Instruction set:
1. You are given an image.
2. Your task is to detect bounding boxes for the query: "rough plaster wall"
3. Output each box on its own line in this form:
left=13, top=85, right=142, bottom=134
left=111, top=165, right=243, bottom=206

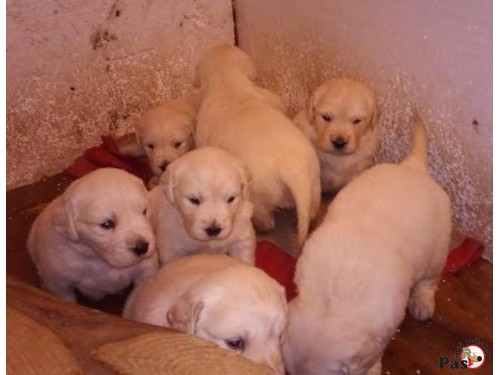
left=7, top=0, right=234, bottom=189
left=234, top=0, right=493, bottom=260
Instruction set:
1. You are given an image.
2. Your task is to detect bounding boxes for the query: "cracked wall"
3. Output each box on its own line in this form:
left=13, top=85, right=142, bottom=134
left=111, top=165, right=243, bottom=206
left=7, top=0, right=234, bottom=189
left=234, top=0, right=493, bottom=260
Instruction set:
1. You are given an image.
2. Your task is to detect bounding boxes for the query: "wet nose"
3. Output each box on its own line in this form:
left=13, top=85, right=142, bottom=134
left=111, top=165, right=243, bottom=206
left=205, top=225, right=222, bottom=237
left=332, top=137, right=348, bottom=150
left=132, top=240, right=149, bottom=257
left=159, top=161, right=168, bottom=172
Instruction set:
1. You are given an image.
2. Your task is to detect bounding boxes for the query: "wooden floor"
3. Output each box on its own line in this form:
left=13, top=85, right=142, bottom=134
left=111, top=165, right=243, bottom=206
left=7, top=173, right=493, bottom=374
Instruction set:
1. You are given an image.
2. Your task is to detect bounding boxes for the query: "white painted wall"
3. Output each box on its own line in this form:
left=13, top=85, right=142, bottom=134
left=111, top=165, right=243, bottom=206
left=7, top=0, right=234, bottom=189
left=235, top=0, right=493, bottom=259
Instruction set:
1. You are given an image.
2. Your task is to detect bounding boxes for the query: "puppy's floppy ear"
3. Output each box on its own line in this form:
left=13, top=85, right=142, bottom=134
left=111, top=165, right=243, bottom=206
left=52, top=197, right=78, bottom=242
left=306, top=90, right=319, bottom=125
left=166, top=294, right=204, bottom=334
left=235, top=160, right=251, bottom=201
left=160, top=162, right=179, bottom=203
left=368, top=102, right=378, bottom=131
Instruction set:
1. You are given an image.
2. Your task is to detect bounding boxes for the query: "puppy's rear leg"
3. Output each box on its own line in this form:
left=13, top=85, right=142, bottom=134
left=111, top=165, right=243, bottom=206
left=252, top=202, right=275, bottom=233
left=41, top=279, right=77, bottom=302
left=407, top=276, right=440, bottom=321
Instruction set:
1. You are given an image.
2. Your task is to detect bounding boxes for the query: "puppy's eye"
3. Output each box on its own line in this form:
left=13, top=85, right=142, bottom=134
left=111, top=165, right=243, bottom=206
left=188, top=197, right=201, bottom=205
left=227, top=195, right=236, bottom=203
left=143, top=208, right=147, bottom=215
left=147, top=143, right=154, bottom=150
left=321, top=113, right=333, bottom=122
left=225, top=338, right=245, bottom=351
left=352, top=118, right=362, bottom=125
left=99, top=219, right=115, bottom=230
left=173, top=140, right=183, bottom=149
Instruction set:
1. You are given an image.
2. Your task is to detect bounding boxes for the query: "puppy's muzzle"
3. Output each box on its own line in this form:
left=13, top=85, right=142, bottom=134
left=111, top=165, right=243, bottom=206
left=205, top=225, right=222, bottom=238
left=331, top=137, right=349, bottom=150
left=132, top=240, right=150, bottom=257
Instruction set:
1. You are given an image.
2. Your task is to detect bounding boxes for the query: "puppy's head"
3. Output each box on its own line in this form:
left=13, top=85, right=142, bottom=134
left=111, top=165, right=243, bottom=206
left=307, top=78, right=377, bottom=155
left=283, top=298, right=383, bottom=374
left=166, top=263, right=287, bottom=373
left=136, top=97, right=198, bottom=176
left=196, top=45, right=257, bottom=88
left=162, top=147, right=251, bottom=241
left=53, top=168, right=155, bottom=268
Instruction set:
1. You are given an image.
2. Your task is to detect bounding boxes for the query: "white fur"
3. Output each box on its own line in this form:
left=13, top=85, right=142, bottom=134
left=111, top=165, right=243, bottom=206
left=27, top=168, right=158, bottom=302
left=123, top=254, right=287, bottom=373
left=284, top=115, right=451, bottom=374
left=294, top=78, right=379, bottom=193
left=149, top=147, right=256, bottom=264
left=195, top=45, right=321, bottom=247
left=136, top=95, right=199, bottom=182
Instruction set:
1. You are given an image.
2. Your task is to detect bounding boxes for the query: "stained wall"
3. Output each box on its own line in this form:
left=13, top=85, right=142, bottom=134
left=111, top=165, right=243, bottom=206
left=7, top=0, right=234, bottom=189
left=234, top=0, right=493, bottom=259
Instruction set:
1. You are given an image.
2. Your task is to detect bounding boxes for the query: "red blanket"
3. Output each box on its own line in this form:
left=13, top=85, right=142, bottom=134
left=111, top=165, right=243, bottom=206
left=64, top=136, right=484, bottom=301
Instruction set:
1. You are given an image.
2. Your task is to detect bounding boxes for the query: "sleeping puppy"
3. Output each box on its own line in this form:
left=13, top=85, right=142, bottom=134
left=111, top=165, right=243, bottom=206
left=148, top=147, right=256, bottom=264
left=284, top=114, right=451, bottom=374
left=196, top=45, right=321, bottom=247
left=137, top=95, right=199, bottom=176
left=123, top=254, right=287, bottom=373
left=294, top=78, right=379, bottom=193
left=27, top=168, right=158, bottom=302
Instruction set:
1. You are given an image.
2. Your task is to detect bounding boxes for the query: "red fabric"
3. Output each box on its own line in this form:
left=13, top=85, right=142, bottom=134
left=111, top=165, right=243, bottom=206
left=64, top=136, right=485, bottom=297
left=442, top=236, right=484, bottom=277
left=255, top=240, right=298, bottom=301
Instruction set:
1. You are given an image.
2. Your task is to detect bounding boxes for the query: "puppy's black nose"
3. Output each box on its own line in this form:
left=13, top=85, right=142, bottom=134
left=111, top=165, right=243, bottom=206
left=132, top=240, right=149, bottom=257
left=332, top=138, right=348, bottom=150
left=477, top=356, right=482, bottom=361
left=205, top=226, right=222, bottom=237
left=159, top=162, right=168, bottom=172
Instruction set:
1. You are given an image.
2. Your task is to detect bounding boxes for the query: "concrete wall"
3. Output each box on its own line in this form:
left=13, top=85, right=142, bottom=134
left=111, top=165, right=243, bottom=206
left=234, top=0, right=493, bottom=260
left=7, top=0, right=234, bottom=189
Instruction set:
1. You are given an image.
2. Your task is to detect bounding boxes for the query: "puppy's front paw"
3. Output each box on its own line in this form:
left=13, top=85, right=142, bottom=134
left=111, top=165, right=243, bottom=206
left=408, top=286, right=436, bottom=321
left=252, top=214, right=275, bottom=233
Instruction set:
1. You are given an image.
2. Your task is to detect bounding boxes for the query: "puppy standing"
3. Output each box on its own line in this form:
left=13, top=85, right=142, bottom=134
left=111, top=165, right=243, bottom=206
left=148, top=147, right=256, bottom=264
left=196, top=45, right=321, bottom=247
left=27, top=168, right=158, bottom=302
left=284, top=114, right=451, bottom=374
left=294, top=78, right=379, bottom=193
left=123, top=254, right=287, bottom=373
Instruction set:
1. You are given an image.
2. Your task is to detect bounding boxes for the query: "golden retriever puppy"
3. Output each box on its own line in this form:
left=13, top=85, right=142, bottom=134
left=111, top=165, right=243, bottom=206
left=284, top=114, right=451, bottom=374
left=123, top=254, right=287, bottom=373
left=27, top=168, right=158, bottom=302
left=196, top=45, right=321, bottom=247
left=134, top=95, right=199, bottom=186
left=148, top=147, right=256, bottom=264
left=294, top=78, right=379, bottom=193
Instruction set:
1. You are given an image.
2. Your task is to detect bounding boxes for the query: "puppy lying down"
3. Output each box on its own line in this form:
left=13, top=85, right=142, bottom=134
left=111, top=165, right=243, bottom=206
left=27, top=168, right=158, bottom=302
left=148, top=147, right=256, bottom=264
left=123, top=254, right=287, bottom=373
left=284, top=114, right=451, bottom=374
left=294, top=78, right=379, bottom=193
left=196, top=45, right=321, bottom=247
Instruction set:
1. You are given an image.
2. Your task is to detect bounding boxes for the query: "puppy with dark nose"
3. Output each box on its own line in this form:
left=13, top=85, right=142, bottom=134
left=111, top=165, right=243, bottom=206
left=27, top=168, right=159, bottom=302
left=148, top=147, right=256, bottom=265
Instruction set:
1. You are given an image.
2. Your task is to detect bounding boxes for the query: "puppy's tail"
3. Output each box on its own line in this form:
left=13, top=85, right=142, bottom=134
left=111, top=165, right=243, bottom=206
left=281, top=157, right=321, bottom=248
left=401, top=110, right=428, bottom=172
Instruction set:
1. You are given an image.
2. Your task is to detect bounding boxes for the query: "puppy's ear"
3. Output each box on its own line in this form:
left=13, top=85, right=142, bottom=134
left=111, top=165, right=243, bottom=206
left=115, top=132, right=144, bottom=157
left=306, top=91, right=318, bottom=125
left=160, top=164, right=178, bottom=203
left=368, top=103, right=378, bottom=131
left=52, top=197, right=78, bottom=242
left=166, top=295, right=204, bottom=334
left=235, top=160, right=251, bottom=201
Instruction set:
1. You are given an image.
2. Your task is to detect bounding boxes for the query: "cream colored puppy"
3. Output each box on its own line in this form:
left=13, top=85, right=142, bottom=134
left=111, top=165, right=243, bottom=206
left=148, top=147, right=256, bottom=264
left=196, top=45, right=321, bottom=247
left=294, top=78, right=379, bottom=193
left=123, top=254, right=287, bottom=373
left=284, top=115, right=451, bottom=374
left=27, top=168, right=158, bottom=302
left=136, top=95, right=199, bottom=181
